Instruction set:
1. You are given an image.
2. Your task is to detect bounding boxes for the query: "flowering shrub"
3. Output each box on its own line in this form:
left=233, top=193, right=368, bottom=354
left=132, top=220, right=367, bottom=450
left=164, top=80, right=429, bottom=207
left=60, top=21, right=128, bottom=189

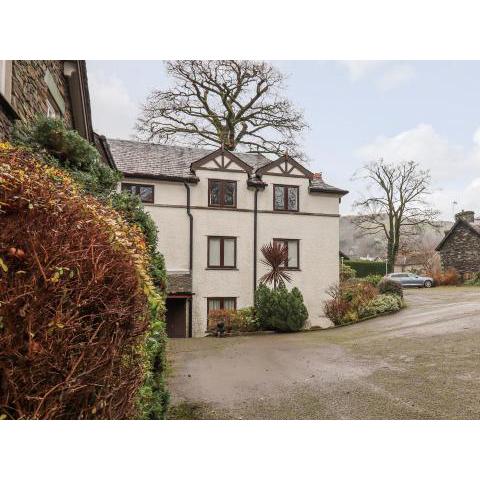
left=0, top=145, right=167, bottom=419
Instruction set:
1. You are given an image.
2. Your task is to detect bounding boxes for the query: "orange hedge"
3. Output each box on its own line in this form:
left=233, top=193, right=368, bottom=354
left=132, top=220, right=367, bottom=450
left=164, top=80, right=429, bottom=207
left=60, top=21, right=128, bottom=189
left=0, top=144, right=162, bottom=419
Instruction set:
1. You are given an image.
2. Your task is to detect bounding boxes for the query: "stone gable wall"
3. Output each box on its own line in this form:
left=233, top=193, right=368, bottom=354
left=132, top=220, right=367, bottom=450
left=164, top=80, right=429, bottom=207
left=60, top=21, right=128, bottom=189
left=0, top=61, right=73, bottom=140
left=439, top=222, right=480, bottom=275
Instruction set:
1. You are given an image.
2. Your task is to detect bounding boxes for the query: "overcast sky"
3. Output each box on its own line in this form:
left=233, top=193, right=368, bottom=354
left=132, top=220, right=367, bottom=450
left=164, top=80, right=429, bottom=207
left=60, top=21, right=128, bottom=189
left=87, top=60, right=480, bottom=220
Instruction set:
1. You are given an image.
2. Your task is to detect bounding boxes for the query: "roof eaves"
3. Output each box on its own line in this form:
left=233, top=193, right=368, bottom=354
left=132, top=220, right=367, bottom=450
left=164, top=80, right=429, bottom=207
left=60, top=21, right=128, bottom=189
left=123, top=171, right=199, bottom=184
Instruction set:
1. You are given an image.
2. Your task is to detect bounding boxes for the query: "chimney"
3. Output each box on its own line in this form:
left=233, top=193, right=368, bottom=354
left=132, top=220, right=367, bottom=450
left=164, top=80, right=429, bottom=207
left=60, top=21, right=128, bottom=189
left=455, top=210, right=475, bottom=223
left=313, top=172, right=322, bottom=180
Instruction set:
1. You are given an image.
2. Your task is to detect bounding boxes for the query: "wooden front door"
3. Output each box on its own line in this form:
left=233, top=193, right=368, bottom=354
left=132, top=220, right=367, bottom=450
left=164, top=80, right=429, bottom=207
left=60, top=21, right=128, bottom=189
left=166, top=298, right=187, bottom=338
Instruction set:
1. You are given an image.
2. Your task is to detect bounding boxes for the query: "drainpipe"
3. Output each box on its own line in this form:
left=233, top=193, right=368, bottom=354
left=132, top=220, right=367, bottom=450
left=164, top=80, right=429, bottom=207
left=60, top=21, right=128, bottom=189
left=253, top=186, right=259, bottom=304
left=184, top=182, right=194, bottom=337
left=184, top=182, right=193, bottom=271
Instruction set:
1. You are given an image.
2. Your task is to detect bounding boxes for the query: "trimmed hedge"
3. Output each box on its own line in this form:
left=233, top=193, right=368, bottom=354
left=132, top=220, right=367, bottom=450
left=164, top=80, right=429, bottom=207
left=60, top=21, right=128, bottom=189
left=344, top=260, right=388, bottom=278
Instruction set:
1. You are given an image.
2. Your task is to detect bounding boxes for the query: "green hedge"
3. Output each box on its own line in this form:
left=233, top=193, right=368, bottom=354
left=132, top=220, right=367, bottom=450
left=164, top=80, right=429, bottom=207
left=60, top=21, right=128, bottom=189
left=344, top=260, right=388, bottom=278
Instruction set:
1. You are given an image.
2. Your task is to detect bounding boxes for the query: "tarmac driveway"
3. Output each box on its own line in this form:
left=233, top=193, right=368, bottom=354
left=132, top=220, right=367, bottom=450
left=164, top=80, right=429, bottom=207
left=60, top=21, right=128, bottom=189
left=167, top=287, right=480, bottom=419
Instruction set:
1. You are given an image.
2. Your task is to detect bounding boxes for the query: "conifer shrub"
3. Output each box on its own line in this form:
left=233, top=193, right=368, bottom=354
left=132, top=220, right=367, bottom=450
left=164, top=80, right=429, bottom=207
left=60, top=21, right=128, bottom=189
left=0, top=145, right=167, bottom=419
left=254, top=284, right=308, bottom=332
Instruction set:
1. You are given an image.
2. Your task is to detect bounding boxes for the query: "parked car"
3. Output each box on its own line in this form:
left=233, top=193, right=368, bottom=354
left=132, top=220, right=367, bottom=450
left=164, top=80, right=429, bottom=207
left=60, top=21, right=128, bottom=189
left=386, top=272, right=434, bottom=288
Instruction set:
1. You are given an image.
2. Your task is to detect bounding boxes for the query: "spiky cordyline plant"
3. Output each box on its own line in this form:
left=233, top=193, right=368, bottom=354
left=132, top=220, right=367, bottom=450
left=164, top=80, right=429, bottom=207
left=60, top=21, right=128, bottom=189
left=259, top=241, right=291, bottom=289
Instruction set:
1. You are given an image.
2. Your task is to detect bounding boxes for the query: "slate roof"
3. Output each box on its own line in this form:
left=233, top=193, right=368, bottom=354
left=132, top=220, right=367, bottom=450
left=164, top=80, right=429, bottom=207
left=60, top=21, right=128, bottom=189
left=436, top=219, right=480, bottom=251
left=106, top=138, right=270, bottom=181
left=167, top=271, right=192, bottom=294
left=104, top=138, right=347, bottom=195
left=309, top=175, right=349, bottom=195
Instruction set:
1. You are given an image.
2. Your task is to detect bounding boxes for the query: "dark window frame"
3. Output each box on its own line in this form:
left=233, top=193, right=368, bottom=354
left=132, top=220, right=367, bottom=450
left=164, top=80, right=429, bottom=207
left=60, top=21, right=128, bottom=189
left=207, top=297, right=237, bottom=315
left=208, top=179, right=237, bottom=208
left=273, top=184, right=299, bottom=212
left=207, top=236, right=237, bottom=269
left=273, top=238, right=300, bottom=270
left=121, top=182, right=155, bottom=204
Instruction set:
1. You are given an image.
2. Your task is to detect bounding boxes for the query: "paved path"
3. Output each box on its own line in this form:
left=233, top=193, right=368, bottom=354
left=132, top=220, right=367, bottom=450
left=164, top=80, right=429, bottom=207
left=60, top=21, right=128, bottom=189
left=167, top=287, right=480, bottom=419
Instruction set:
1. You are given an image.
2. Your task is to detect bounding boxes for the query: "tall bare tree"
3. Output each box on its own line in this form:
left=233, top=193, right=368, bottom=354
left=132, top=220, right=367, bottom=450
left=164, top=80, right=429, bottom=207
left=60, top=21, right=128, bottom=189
left=137, top=61, right=307, bottom=157
left=353, top=159, right=439, bottom=271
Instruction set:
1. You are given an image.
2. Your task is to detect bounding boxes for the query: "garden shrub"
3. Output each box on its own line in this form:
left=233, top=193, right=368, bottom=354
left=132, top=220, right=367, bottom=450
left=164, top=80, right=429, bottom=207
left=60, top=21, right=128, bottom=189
left=433, top=268, right=460, bottom=286
left=207, top=309, right=238, bottom=332
left=110, top=192, right=167, bottom=290
left=362, top=274, right=383, bottom=287
left=378, top=277, right=403, bottom=298
left=359, top=294, right=403, bottom=318
left=12, top=116, right=121, bottom=197
left=464, top=272, right=480, bottom=286
left=323, top=281, right=378, bottom=325
left=255, top=284, right=308, bottom=332
left=0, top=145, right=167, bottom=419
left=340, top=264, right=356, bottom=282
left=344, top=260, right=387, bottom=277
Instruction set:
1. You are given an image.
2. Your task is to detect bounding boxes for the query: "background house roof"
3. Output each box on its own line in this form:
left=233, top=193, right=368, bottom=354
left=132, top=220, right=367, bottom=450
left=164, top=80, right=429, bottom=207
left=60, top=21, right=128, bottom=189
left=435, top=218, right=480, bottom=251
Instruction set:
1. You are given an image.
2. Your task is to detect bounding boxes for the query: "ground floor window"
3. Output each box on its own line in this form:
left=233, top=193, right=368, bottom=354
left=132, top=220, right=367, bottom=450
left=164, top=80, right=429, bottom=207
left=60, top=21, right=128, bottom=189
left=207, top=297, right=237, bottom=313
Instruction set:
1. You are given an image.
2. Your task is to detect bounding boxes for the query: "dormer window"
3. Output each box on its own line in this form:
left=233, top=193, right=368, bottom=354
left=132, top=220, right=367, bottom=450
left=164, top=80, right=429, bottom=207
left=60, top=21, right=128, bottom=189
left=273, top=185, right=299, bottom=212
left=208, top=179, right=237, bottom=208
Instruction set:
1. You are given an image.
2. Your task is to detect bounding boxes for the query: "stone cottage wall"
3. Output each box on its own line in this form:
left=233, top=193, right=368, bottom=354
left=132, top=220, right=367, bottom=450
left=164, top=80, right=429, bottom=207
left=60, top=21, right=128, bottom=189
left=0, top=61, right=74, bottom=140
left=439, top=222, right=480, bottom=276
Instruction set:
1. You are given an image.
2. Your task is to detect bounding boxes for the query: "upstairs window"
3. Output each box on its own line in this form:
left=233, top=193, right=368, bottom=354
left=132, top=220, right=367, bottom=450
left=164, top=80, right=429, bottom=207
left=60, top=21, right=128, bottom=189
left=273, top=185, right=299, bottom=211
left=208, top=179, right=236, bottom=208
left=273, top=239, right=300, bottom=269
left=121, top=183, right=154, bottom=203
left=208, top=236, right=236, bottom=268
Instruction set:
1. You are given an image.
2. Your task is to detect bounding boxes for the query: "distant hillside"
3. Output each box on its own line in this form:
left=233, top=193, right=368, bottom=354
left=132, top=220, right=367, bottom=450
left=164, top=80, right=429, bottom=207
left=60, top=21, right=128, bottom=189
left=340, top=215, right=453, bottom=260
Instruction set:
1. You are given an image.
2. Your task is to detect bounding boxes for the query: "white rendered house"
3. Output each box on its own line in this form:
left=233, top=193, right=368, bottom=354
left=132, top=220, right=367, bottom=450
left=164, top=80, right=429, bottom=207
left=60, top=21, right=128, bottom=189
left=100, top=138, right=348, bottom=337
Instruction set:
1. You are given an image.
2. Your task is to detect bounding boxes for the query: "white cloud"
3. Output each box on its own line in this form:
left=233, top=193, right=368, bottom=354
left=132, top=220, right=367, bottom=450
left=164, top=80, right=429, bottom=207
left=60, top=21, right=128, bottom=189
left=376, top=64, right=416, bottom=92
left=340, top=61, right=384, bottom=81
left=88, top=71, right=139, bottom=138
left=354, top=124, right=480, bottom=220
left=339, top=61, right=416, bottom=91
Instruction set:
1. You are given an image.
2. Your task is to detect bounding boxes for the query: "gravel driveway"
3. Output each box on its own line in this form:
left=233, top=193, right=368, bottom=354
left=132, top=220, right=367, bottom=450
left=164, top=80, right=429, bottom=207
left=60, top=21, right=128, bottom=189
left=167, top=287, right=480, bottom=419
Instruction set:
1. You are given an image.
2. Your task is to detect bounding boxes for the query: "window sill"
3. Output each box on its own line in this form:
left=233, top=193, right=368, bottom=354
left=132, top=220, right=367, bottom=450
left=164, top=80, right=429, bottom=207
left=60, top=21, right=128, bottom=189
left=272, top=209, right=300, bottom=214
left=205, top=267, right=239, bottom=271
left=208, top=205, right=237, bottom=210
left=282, top=268, right=301, bottom=271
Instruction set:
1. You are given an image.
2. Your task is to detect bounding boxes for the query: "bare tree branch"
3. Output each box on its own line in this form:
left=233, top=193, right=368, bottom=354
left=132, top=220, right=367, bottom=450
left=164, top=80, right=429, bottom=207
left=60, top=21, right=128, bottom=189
left=136, top=61, right=308, bottom=159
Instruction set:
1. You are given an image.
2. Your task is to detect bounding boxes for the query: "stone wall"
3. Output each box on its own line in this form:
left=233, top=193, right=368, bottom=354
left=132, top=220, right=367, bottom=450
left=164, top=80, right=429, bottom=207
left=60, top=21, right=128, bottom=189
left=0, top=61, right=74, bottom=140
left=439, top=222, right=480, bottom=276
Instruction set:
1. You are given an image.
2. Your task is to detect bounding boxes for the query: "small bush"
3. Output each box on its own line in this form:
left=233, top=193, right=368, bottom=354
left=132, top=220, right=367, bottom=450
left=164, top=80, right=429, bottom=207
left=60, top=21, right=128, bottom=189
left=207, top=309, right=237, bottom=332
left=340, top=264, right=356, bottom=282
left=464, top=272, right=480, bottom=286
left=433, top=268, right=460, bottom=286
left=255, top=284, right=308, bottom=332
left=359, top=294, right=403, bottom=318
left=0, top=145, right=167, bottom=419
left=233, top=307, right=260, bottom=332
left=378, top=278, right=403, bottom=298
left=362, top=274, right=383, bottom=287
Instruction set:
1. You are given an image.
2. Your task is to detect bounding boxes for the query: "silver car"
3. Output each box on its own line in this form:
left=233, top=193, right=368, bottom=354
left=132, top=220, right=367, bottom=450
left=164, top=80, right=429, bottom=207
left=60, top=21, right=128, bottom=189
left=386, top=272, right=434, bottom=288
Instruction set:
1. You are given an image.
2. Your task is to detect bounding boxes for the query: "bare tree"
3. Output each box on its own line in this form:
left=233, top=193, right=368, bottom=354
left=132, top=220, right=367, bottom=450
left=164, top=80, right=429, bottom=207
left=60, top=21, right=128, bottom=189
left=353, top=159, right=439, bottom=271
left=136, top=61, right=308, bottom=158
